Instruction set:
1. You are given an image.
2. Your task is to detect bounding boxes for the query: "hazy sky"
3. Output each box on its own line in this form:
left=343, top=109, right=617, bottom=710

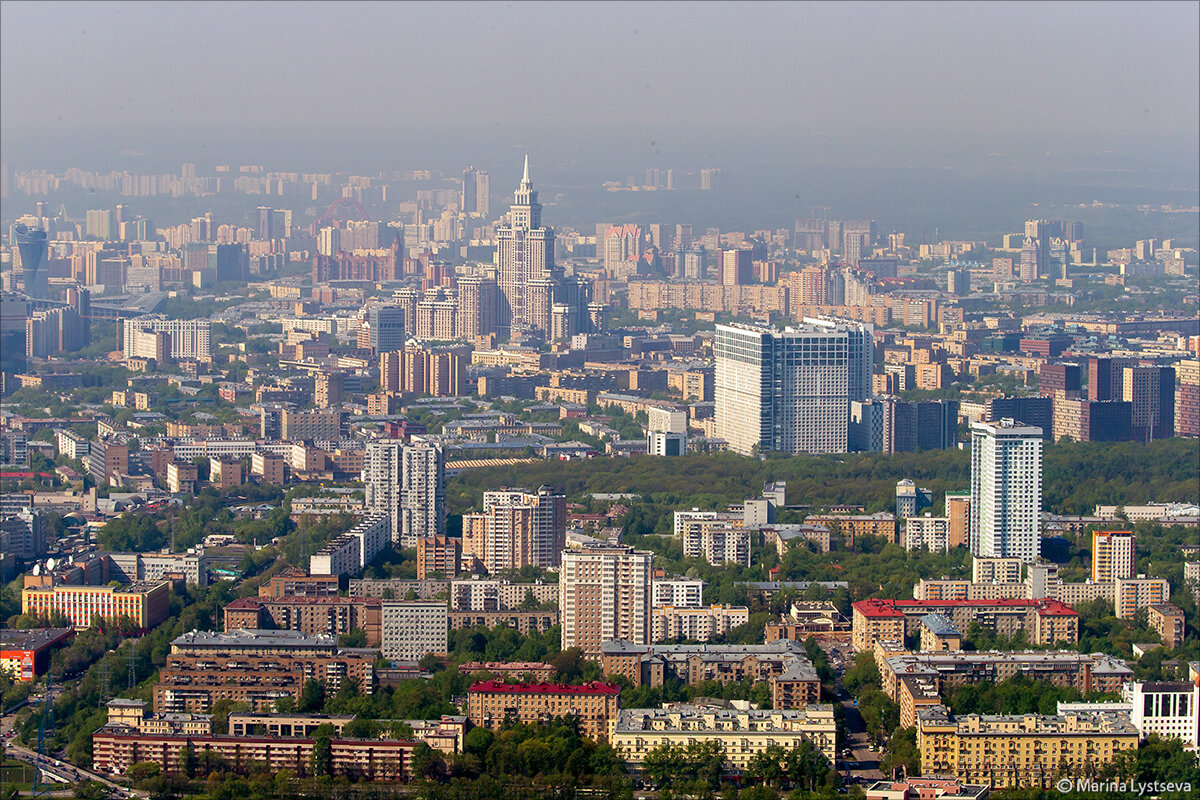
left=3, top=0, right=1198, bottom=143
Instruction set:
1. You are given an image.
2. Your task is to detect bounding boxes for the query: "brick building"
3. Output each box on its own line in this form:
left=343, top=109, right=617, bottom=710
left=466, top=681, right=620, bottom=741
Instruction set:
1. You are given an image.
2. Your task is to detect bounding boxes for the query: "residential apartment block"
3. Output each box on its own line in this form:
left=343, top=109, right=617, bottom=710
left=612, top=705, right=837, bottom=773
left=380, top=600, right=448, bottom=662
left=916, top=705, right=1138, bottom=788
left=851, top=598, right=1078, bottom=651
left=560, top=543, right=652, bottom=654
left=466, top=681, right=620, bottom=741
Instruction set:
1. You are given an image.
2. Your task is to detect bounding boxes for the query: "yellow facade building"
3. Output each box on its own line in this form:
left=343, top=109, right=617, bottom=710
left=916, top=705, right=1138, bottom=788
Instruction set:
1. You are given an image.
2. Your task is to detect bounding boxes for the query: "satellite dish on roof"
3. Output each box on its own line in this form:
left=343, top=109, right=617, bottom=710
left=32, top=564, right=42, bottom=576
left=46, top=558, right=57, bottom=571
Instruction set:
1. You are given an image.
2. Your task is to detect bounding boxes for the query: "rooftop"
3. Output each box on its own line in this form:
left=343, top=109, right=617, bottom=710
left=614, top=704, right=835, bottom=731
left=0, top=627, right=74, bottom=650
left=468, top=680, right=620, bottom=696
left=853, top=598, right=1077, bottom=617
left=920, top=613, right=961, bottom=637
left=172, top=628, right=339, bottom=649
left=601, top=639, right=805, bottom=657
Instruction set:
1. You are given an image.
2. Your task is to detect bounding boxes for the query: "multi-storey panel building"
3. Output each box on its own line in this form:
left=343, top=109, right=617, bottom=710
left=970, top=419, right=1042, bottom=563
left=363, top=440, right=445, bottom=547
left=560, top=543, right=652, bottom=655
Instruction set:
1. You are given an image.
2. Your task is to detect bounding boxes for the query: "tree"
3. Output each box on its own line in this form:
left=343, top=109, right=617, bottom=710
left=310, top=734, right=332, bottom=777
left=410, top=742, right=445, bottom=780
left=298, top=678, right=325, bottom=712
left=745, top=743, right=788, bottom=789
left=880, top=727, right=920, bottom=778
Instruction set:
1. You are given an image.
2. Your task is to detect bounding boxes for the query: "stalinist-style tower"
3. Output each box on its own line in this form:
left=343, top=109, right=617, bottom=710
left=495, top=155, right=558, bottom=337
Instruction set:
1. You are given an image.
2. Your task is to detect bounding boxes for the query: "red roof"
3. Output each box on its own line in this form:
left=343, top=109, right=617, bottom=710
left=853, top=598, right=1077, bottom=618
left=468, top=680, right=620, bottom=696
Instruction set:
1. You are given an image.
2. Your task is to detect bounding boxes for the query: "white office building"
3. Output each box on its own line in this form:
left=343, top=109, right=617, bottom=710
left=970, top=419, right=1043, bottom=564
left=714, top=318, right=872, bottom=455
left=380, top=600, right=449, bottom=662
left=1124, top=680, right=1200, bottom=750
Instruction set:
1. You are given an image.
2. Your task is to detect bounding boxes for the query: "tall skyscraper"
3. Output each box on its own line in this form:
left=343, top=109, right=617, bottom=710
left=559, top=543, right=653, bottom=655
left=1092, top=530, right=1136, bottom=583
left=455, top=275, right=498, bottom=339
left=363, top=440, right=446, bottom=547
left=364, top=305, right=407, bottom=354
left=1122, top=366, right=1175, bottom=442
left=14, top=224, right=48, bottom=298
left=495, top=156, right=557, bottom=337
left=461, top=486, right=566, bottom=573
left=461, top=167, right=490, bottom=216
left=970, top=419, right=1043, bottom=564
left=714, top=318, right=873, bottom=455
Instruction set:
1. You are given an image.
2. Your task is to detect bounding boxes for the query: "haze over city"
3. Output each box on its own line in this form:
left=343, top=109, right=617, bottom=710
left=0, top=4, right=1198, bottom=800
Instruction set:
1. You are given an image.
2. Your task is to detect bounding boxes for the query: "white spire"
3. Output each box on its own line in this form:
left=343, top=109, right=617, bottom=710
left=522, top=153, right=530, bottom=184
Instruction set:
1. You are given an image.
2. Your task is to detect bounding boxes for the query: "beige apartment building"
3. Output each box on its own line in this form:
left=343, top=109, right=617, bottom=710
left=466, top=680, right=620, bottom=741
left=612, top=705, right=837, bottom=774
left=916, top=706, right=1138, bottom=788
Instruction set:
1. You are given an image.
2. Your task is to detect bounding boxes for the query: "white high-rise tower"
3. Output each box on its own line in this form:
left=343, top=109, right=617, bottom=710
left=495, top=156, right=557, bottom=336
left=970, top=419, right=1043, bottom=563
left=363, top=440, right=446, bottom=547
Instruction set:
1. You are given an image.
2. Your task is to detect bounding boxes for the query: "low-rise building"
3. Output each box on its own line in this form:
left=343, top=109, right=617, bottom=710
left=879, top=650, right=1133, bottom=727
left=21, top=581, right=170, bottom=631
left=612, top=704, right=837, bottom=773
left=227, top=712, right=353, bottom=738
left=864, top=779, right=989, bottom=800
left=1147, top=603, right=1186, bottom=650
left=764, top=602, right=850, bottom=641
left=600, top=640, right=819, bottom=708
left=650, top=604, right=749, bottom=643
left=467, top=680, right=621, bottom=741
left=93, top=722, right=412, bottom=780
left=380, top=600, right=448, bottom=662
left=916, top=705, right=1139, bottom=788
left=0, top=627, right=74, bottom=681
left=852, top=598, right=1079, bottom=651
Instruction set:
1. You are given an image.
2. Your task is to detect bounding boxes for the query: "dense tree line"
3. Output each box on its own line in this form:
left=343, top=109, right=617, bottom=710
left=450, top=440, right=1197, bottom=519
left=942, top=673, right=1117, bottom=717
